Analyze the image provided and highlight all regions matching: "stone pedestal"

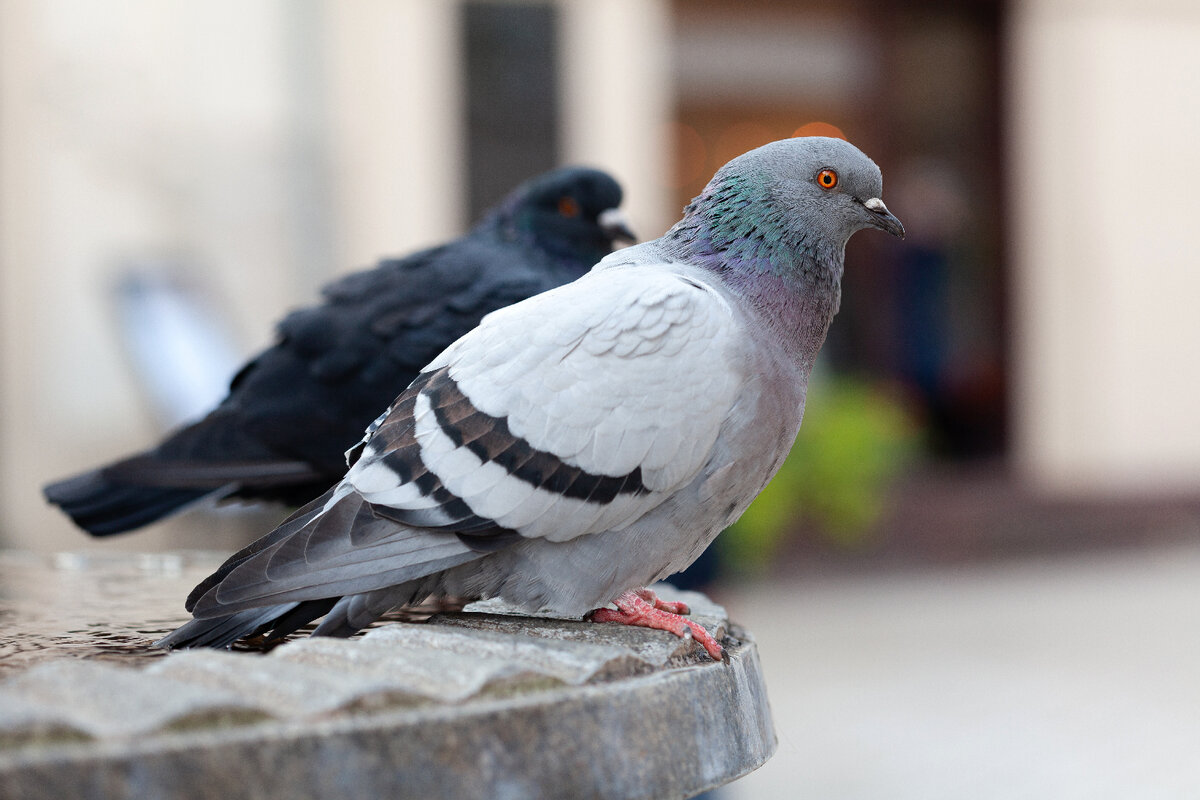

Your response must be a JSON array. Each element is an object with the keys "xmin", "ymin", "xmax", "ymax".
[{"xmin": 0, "ymin": 552, "xmax": 775, "ymax": 799}]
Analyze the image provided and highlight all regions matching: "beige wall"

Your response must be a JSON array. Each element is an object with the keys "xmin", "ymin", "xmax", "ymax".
[
  {"xmin": 9, "ymin": 0, "xmax": 1196, "ymax": 555},
  {"xmin": 1009, "ymin": 0, "xmax": 1200, "ymax": 494},
  {"xmin": 558, "ymin": 0, "xmax": 674, "ymax": 236},
  {"xmin": 0, "ymin": 1, "xmax": 310, "ymax": 553},
  {"xmin": 323, "ymin": 0, "xmax": 466, "ymax": 271},
  {"xmin": 0, "ymin": 0, "xmax": 670, "ymax": 553}
]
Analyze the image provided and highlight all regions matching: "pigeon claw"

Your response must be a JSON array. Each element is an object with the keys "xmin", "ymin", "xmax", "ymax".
[
  {"xmin": 636, "ymin": 587, "xmax": 691, "ymax": 616},
  {"xmin": 587, "ymin": 588, "xmax": 725, "ymax": 661}
]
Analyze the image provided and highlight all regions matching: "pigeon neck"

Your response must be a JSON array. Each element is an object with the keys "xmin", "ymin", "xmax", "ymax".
[
  {"xmin": 725, "ymin": 266, "xmax": 842, "ymax": 371},
  {"xmin": 660, "ymin": 191, "xmax": 845, "ymax": 368}
]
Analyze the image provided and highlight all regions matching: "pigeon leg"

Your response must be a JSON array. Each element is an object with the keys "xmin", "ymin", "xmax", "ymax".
[{"xmin": 587, "ymin": 588, "xmax": 724, "ymax": 661}]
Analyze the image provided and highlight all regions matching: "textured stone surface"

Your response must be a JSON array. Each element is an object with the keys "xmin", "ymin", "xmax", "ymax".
[
  {"xmin": 450, "ymin": 587, "xmax": 731, "ymax": 670},
  {"xmin": 0, "ymin": 558, "xmax": 775, "ymax": 800},
  {"xmin": 0, "ymin": 661, "xmax": 267, "ymax": 740}
]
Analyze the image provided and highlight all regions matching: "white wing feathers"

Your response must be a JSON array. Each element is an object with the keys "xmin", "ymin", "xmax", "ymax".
[{"xmin": 348, "ymin": 263, "xmax": 746, "ymax": 544}]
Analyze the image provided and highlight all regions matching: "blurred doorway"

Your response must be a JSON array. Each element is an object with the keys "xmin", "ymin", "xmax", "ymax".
[{"xmin": 672, "ymin": 0, "xmax": 1007, "ymax": 459}]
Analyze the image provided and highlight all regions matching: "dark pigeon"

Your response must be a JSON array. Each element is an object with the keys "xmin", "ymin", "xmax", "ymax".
[{"xmin": 44, "ymin": 167, "xmax": 635, "ymax": 537}]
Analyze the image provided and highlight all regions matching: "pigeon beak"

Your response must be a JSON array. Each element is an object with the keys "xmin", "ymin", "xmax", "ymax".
[
  {"xmin": 863, "ymin": 197, "xmax": 905, "ymax": 239},
  {"xmin": 598, "ymin": 208, "xmax": 638, "ymax": 245}
]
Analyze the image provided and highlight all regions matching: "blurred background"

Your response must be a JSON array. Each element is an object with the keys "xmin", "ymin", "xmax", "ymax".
[{"xmin": 1, "ymin": 0, "xmax": 1199, "ymax": 797}]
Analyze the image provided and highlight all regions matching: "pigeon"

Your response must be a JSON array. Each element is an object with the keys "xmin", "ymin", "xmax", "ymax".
[
  {"xmin": 156, "ymin": 137, "xmax": 904, "ymax": 660},
  {"xmin": 43, "ymin": 167, "xmax": 635, "ymax": 537}
]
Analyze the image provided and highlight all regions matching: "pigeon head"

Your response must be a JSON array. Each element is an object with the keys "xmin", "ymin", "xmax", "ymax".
[
  {"xmin": 492, "ymin": 166, "xmax": 636, "ymax": 269},
  {"xmin": 665, "ymin": 136, "xmax": 904, "ymax": 284}
]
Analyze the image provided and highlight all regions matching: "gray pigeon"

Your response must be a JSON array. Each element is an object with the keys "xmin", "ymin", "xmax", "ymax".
[
  {"xmin": 157, "ymin": 137, "xmax": 904, "ymax": 659},
  {"xmin": 43, "ymin": 167, "xmax": 634, "ymax": 537}
]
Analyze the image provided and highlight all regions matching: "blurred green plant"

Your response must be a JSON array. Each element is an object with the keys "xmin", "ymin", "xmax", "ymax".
[{"xmin": 719, "ymin": 373, "xmax": 921, "ymax": 573}]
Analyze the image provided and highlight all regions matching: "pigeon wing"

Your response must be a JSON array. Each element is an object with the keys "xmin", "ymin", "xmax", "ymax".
[
  {"xmin": 191, "ymin": 264, "xmax": 747, "ymax": 617},
  {"xmin": 399, "ymin": 263, "xmax": 749, "ymax": 540}
]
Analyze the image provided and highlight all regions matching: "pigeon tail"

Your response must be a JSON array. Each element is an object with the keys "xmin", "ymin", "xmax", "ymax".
[
  {"xmin": 43, "ymin": 422, "xmax": 327, "ymax": 536},
  {"xmin": 153, "ymin": 598, "xmax": 339, "ymax": 650},
  {"xmin": 43, "ymin": 469, "xmax": 216, "ymax": 537}
]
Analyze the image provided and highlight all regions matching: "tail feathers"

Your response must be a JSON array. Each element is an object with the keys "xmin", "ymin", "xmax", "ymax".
[
  {"xmin": 44, "ymin": 446, "xmax": 325, "ymax": 537},
  {"xmin": 312, "ymin": 584, "xmax": 425, "ymax": 638},
  {"xmin": 188, "ymin": 486, "xmax": 482, "ymax": 619},
  {"xmin": 155, "ymin": 598, "xmax": 339, "ymax": 650},
  {"xmin": 43, "ymin": 469, "xmax": 216, "ymax": 537},
  {"xmin": 160, "ymin": 584, "xmax": 429, "ymax": 649},
  {"xmin": 154, "ymin": 605, "xmax": 289, "ymax": 649},
  {"xmin": 169, "ymin": 485, "xmax": 491, "ymax": 649},
  {"xmin": 184, "ymin": 488, "xmax": 336, "ymax": 611}
]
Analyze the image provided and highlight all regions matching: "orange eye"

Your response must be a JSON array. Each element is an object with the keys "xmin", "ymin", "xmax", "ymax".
[
  {"xmin": 557, "ymin": 196, "xmax": 581, "ymax": 218},
  {"xmin": 816, "ymin": 169, "xmax": 839, "ymax": 189}
]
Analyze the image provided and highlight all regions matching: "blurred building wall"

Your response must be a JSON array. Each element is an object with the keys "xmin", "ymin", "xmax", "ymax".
[
  {"xmin": 0, "ymin": 0, "xmax": 669, "ymax": 553},
  {"xmin": 1009, "ymin": 0, "xmax": 1200, "ymax": 494},
  {"xmin": 0, "ymin": 0, "xmax": 321, "ymax": 554},
  {"xmin": 5, "ymin": 0, "xmax": 1198, "ymax": 558},
  {"xmin": 559, "ymin": 0, "xmax": 673, "ymax": 236}
]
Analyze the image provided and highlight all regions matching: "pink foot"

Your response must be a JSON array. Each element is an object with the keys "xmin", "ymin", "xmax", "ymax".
[
  {"xmin": 586, "ymin": 588, "xmax": 725, "ymax": 661},
  {"xmin": 635, "ymin": 587, "xmax": 691, "ymax": 615}
]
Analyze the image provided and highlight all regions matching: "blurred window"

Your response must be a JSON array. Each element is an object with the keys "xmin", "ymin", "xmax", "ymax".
[{"xmin": 463, "ymin": 2, "xmax": 560, "ymax": 219}]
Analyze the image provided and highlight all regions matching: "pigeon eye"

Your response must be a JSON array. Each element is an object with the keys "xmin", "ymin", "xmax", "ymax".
[
  {"xmin": 557, "ymin": 196, "xmax": 581, "ymax": 218},
  {"xmin": 816, "ymin": 169, "xmax": 839, "ymax": 190}
]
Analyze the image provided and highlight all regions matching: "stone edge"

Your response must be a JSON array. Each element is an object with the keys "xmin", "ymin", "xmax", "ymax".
[{"xmin": 0, "ymin": 640, "xmax": 776, "ymax": 800}]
